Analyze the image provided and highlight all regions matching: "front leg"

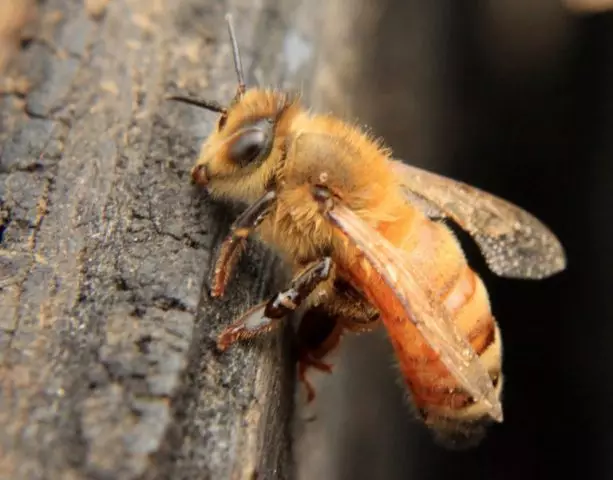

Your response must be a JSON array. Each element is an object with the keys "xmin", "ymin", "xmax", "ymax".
[
  {"xmin": 217, "ymin": 257, "xmax": 333, "ymax": 351},
  {"xmin": 210, "ymin": 190, "xmax": 277, "ymax": 297}
]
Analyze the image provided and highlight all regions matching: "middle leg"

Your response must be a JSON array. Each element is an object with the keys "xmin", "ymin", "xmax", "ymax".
[
  {"xmin": 296, "ymin": 281, "xmax": 381, "ymax": 402},
  {"xmin": 216, "ymin": 257, "xmax": 333, "ymax": 351}
]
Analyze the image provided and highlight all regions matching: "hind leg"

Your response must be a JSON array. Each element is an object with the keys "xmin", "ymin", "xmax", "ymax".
[
  {"xmin": 295, "ymin": 307, "xmax": 343, "ymax": 402},
  {"xmin": 295, "ymin": 299, "xmax": 379, "ymax": 402}
]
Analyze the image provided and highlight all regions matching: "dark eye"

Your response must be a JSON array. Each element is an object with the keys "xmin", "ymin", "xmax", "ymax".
[{"xmin": 227, "ymin": 119, "xmax": 274, "ymax": 167}]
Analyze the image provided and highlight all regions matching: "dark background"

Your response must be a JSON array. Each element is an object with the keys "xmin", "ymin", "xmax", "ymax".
[{"xmin": 296, "ymin": 1, "xmax": 613, "ymax": 479}]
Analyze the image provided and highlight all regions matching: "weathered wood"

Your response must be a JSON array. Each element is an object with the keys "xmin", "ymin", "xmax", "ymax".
[{"xmin": 0, "ymin": 0, "xmax": 319, "ymax": 478}]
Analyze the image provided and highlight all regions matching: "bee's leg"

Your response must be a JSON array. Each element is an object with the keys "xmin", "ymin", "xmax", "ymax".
[
  {"xmin": 332, "ymin": 278, "xmax": 381, "ymax": 333},
  {"xmin": 295, "ymin": 303, "xmax": 379, "ymax": 403},
  {"xmin": 295, "ymin": 307, "xmax": 343, "ymax": 402},
  {"xmin": 339, "ymin": 314, "xmax": 380, "ymax": 333},
  {"xmin": 216, "ymin": 257, "xmax": 333, "ymax": 351},
  {"xmin": 211, "ymin": 190, "xmax": 277, "ymax": 297}
]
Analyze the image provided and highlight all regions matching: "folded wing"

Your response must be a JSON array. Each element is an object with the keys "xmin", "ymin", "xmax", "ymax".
[{"xmin": 325, "ymin": 201, "xmax": 502, "ymax": 421}]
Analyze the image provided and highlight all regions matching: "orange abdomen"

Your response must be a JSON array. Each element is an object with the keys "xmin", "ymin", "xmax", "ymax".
[
  {"xmin": 389, "ymin": 265, "xmax": 497, "ymax": 412},
  {"xmin": 342, "ymin": 207, "xmax": 499, "ymax": 414}
]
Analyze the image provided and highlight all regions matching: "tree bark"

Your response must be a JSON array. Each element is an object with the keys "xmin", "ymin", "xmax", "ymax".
[{"xmin": 0, "ymin": 0, "xmax": 319, "ymax": 478}]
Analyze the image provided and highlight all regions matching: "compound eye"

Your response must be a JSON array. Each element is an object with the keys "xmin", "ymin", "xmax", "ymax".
[{"xmin": 227, "ymin": 119, "xmax": 274, "ymax": 167}]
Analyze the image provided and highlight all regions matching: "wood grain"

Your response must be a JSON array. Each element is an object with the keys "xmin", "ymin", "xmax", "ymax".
[{"xmin": 0, "ymin": 0, "xmax": 319, "ymax": 478}]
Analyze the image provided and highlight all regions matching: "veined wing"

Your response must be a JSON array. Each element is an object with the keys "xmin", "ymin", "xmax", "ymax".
[{"xmin": 389, "ymin": 159, "xmax": 566, "ymax": 280}]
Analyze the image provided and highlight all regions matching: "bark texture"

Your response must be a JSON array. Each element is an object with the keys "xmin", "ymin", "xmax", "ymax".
[{"xmin": 0, "ymin": 0, "xmax": 320, "ymax": 478}]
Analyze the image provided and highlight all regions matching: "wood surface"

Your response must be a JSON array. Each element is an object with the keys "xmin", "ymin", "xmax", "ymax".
[{"xmin": 0, "ymin": 0, "xmax": 320, "ymax": 478}]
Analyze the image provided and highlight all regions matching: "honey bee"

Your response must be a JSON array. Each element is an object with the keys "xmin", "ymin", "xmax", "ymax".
[{"xmin": 170, "ymin": 15, "xmax": 566, "ymax": 447}]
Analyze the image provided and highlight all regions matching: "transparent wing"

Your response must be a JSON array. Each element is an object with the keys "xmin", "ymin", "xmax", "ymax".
[
  {"xmin": 389, "ymin": 159, "xmax": 567, "ymax": 280},
  {"xmin": 326, "ymin": 202, "xmax": 502, "ymax": 421}
]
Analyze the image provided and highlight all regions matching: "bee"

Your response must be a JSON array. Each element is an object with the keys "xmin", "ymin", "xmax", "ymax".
[{"xmin": 169, "ymin": 15, "xmax": 567, "ymax": 447}]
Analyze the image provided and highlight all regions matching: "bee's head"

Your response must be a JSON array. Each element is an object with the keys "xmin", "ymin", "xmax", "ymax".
[
  {"xmin": 169, "ymin": 15, "xmax": 299, "ymax": 204},
  {"xmin": 191, "ymin": 88, "xmax": 298, "ymax": 203}
]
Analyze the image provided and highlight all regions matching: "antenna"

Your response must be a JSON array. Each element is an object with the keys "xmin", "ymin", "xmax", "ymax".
[
  {"xmin": 166, "ymin": 14, "xmax": 247, "ymax": 115},
  {"xmin": 166, "ymin": 95, "xmax": 227, "ymax": 115},
  {"xmin": 225, "ymin": 14, "xmax": 246, "ymax": 96}
]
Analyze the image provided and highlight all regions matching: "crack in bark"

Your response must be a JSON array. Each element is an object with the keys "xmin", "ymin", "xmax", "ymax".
[
  {"xmin": 4, "ymin": 175, "xmax": 52, "ymax": 354},
  {"xmin": 0, "ymin": 161, "xmax": 45, "ymax": 174}
]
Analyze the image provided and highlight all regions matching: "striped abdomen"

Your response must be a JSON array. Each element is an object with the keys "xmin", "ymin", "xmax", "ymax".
[
  {"xmin": 341, "ymin": 209, "xmax": 503, "ymax": 436},
  {"xmin": 395, "ymin": 214, "xmax": 502, "ymax": 415}
]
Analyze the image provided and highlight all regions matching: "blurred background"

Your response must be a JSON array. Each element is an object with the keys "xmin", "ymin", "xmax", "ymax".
[{"xmin": 295, "ymin": 1, "xmax": 613, "ymax": 479}]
